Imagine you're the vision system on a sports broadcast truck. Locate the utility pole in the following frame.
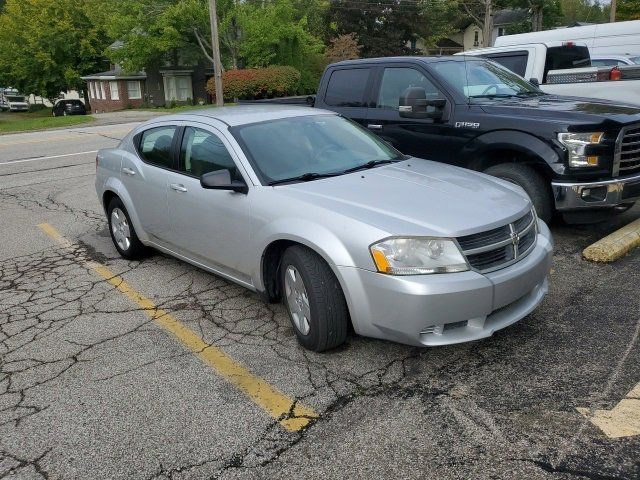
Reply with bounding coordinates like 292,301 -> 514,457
208,0 -> 224,106
610,0 -> 617,22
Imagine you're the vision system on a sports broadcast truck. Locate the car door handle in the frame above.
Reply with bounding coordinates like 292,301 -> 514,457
367,124 -> 383,130
170,183 -> 188,193
122,167 -> 136,176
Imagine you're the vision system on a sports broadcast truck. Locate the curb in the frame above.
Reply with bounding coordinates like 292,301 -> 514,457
583,218 -> 640,262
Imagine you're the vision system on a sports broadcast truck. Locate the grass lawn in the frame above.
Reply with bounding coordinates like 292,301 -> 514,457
0,108 -> 93,134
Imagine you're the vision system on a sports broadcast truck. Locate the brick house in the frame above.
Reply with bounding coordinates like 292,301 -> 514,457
82,44 -> 213,113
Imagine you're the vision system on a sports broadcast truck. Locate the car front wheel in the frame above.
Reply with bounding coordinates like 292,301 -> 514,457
280,246 -> 349,352
107,197 -> 148,260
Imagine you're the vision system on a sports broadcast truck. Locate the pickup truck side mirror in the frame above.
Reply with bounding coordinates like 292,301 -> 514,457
399,87 -> 446,120
201,169 -> 248,194
529,77 -> 540,87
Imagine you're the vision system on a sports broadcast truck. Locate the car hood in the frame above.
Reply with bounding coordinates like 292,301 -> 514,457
276,159 -> 531,237
479,95 -> 640,128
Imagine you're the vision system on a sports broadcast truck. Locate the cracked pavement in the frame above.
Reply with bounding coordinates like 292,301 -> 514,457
1,123 -> 639,479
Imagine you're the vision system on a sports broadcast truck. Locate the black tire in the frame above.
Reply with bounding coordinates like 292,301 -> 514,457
484,163 -> 553,222
107,197 -> 148,260
279,246 -> 349,352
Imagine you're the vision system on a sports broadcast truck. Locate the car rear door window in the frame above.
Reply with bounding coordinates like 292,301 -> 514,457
376,67 -> 443,110
485,52 -> 529,77
139,126 -> 177,168
179,127 -> 243,181
325,68 -> 371,107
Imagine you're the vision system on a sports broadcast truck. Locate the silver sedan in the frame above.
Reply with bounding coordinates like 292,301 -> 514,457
96,105 -> 553,352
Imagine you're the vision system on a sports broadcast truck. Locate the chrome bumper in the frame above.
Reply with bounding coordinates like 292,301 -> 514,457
552,172 -> 640,211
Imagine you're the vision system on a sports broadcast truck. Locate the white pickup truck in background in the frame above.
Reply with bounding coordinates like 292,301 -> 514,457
0,88 -> 30,112
460,42 -> 640,106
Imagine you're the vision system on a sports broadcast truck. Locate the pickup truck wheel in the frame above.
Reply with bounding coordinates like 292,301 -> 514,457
107,197 -> 148,260
484,164 -> 553,222
280,246 -> 348,352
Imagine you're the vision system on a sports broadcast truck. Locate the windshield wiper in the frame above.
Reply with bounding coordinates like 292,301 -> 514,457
268,172 -> 342,186
469,93 -> 516,99
516,91 -> 546,97
341,159 -> 400,174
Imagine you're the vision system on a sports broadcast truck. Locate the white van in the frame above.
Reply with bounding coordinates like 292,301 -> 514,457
493,20 -> 640,56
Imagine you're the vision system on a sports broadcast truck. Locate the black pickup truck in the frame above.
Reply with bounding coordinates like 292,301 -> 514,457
248,56 -> 640,222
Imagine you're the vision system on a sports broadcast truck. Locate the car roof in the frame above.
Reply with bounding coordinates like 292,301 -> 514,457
151,105 -> 336,127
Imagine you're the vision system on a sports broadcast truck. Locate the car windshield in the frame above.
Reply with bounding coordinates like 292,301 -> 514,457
431,59 -> 543,100
232,115 -> 403,185
631,56 -> 640,65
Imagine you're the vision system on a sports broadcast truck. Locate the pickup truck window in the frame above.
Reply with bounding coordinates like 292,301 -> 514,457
431,60 -> 541,99
325,68 -> 371,107
544,45 -> 590,82
484,51 -> 529,77
377,68 -> 443,110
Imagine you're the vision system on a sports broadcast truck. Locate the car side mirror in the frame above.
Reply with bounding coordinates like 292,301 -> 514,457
399,87 -> 446,120
201,169 -> 248,194
529,77 -> 540,87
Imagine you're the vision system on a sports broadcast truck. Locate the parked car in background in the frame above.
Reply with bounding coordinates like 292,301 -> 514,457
493,20 -> 640,56
461,42 -> 640,106
591,54 -> 640,67
245,56 -> 640,224
0,88 -> 29,112
96,106 -> 553,351
52,99 -> 87,117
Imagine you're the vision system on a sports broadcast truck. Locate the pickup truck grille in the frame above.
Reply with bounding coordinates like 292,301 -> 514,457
617,124 -> 640,176
457,210 -> 537,273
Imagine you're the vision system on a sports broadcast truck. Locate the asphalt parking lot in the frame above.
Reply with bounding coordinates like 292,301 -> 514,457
1,123 -> 639,480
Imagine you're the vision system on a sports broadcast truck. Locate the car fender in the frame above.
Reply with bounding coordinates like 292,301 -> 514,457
102,176 -> 150,244
254,218 -> 359,293
462,130 -> 561,171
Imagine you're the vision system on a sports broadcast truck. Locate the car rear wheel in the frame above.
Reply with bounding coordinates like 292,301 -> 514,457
280,246 -> 348,352
484,163 -> 553,222
107,197 -> 148,260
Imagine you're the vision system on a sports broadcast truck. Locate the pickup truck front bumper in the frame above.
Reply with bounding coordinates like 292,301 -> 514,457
551,172 -> 640,210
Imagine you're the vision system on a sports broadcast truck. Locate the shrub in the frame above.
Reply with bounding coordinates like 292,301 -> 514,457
206,66 -> 301,101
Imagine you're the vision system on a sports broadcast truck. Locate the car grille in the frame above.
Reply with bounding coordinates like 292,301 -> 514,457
457,210 -> 537,273
616,124 -> 640,176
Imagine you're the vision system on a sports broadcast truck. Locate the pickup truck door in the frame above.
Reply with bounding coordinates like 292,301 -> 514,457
365,66 -> 456,163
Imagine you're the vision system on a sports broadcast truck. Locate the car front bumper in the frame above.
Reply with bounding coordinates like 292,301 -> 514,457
338,221 -> 553,347
552,172 -> 640,211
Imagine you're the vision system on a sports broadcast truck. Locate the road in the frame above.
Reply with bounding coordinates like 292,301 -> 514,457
1,122 -> 639,479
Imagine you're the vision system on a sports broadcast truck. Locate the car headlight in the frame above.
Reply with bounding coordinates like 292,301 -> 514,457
369,237 -> 469,275
557,132 -> 604,167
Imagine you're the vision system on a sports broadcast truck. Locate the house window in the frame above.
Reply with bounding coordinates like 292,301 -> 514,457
89,82 -> 94,99
99,82 -> 106,100
163,75 -> 193,102
127,81 -> 142,99
474,30 -> 480,46
498,27 -> 506,37
109,81 -> 119,100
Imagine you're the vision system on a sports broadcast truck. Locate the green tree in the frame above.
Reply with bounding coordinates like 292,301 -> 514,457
618,0 -> 640,20
329,0 -> 430,57
0,0 -> 109,98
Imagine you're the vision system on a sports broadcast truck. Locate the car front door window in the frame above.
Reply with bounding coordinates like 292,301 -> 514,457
179,127 -> 243,181
376,67 -> 443,110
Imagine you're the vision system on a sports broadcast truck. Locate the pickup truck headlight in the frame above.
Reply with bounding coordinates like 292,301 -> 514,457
557,132 -> 604,167
370,238 -> 469,275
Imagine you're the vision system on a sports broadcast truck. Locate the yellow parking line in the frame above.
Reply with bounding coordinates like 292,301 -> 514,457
38,222 -> 318,432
